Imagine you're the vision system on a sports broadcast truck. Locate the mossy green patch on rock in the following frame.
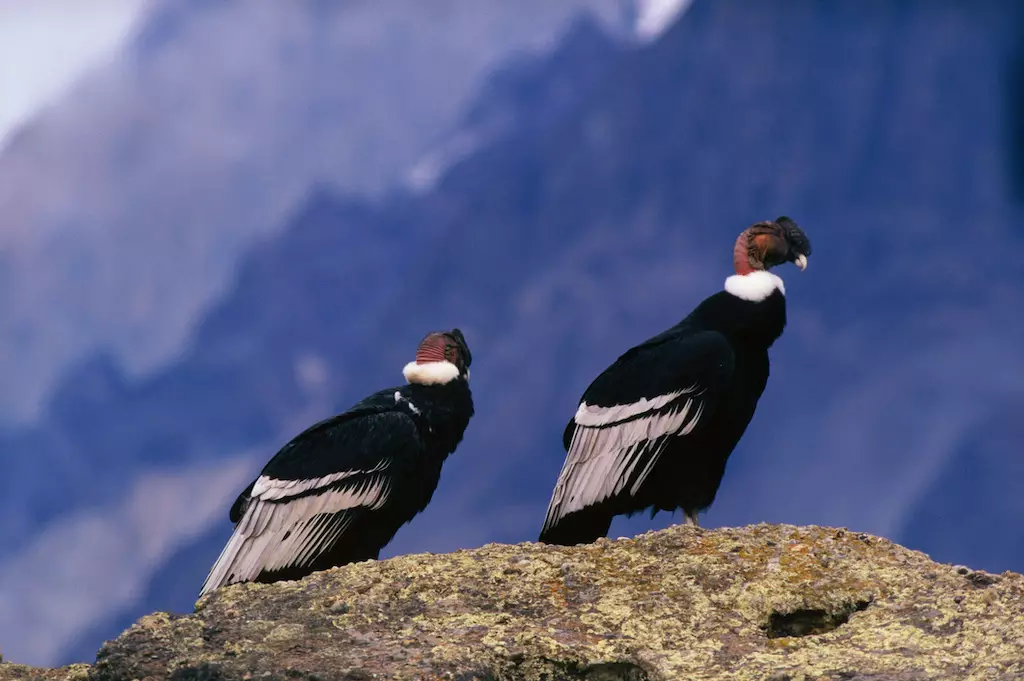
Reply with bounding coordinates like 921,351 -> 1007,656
7,524 -> 1024,680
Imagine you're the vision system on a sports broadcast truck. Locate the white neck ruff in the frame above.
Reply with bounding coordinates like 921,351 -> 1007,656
724,271 -> 785,302
403,360 -> 461,385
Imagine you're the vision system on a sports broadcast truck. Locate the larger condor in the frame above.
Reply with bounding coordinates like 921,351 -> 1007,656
201,328 -> 474,595
539,217 -> 811,546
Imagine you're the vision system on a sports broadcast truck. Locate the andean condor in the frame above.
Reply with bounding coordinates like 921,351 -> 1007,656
538,217 -> 811,546
200,328 -> 474,595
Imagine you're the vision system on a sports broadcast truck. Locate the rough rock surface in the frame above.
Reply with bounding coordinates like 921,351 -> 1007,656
3,524 -> 1023,680
0,664 -> 88,681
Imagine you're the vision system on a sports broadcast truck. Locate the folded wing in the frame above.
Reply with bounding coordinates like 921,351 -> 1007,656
541,330 -> 734,535
201,408 -> 420,595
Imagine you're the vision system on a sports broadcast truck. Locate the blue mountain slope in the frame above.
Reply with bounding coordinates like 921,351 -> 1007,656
7,0 -> 1024,666
0,0 -> 627,424
899,399 -> 1024,571
13,19 -> 631,665
317,0 -> 1024,557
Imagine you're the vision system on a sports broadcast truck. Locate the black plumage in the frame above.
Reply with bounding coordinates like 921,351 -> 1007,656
538,217 -> 811,545
201,329 -> 474,594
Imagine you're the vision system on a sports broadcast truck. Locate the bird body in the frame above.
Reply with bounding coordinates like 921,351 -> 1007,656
201,329 -> 473,595
539,219 -> 811,545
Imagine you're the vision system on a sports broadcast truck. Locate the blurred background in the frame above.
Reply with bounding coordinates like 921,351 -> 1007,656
0,0 -> 1022,668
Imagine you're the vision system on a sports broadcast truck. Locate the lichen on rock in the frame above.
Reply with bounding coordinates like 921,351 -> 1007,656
3,523 -> 1023,680
0,663 -> 89,681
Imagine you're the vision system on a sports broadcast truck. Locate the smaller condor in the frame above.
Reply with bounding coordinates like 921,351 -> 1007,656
539,217 -> 811,546
200,328 -> 474,595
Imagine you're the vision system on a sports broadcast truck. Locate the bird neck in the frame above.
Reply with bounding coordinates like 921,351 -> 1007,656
724,270 -> 785,302
401,380 -> 474,444
402,360 -> 464,385
692,288 -> 787,349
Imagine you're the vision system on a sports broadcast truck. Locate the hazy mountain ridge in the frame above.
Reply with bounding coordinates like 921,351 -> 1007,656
3,0 -> 1024,668
0,0 -> 628,422
1,17 -> 633,665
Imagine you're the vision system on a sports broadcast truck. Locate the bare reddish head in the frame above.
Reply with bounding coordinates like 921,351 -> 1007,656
733,216 -> 812,275
414,328 -> 472,375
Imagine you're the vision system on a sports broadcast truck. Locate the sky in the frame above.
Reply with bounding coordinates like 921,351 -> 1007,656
0,0 -> 692,150
633,0 -> 693,41
0,0 -> 149,149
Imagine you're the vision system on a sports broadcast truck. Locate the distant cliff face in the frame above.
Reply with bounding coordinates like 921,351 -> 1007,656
5,524 -> 1021,680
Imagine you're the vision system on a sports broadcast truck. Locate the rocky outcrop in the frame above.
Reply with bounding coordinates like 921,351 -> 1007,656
0,663 -> 88,681
3,524 -> 1023,680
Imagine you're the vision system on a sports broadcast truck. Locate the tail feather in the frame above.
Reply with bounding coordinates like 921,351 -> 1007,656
200,529 -> 253,597
200,500 -> 287,597
538,508 -> 613,546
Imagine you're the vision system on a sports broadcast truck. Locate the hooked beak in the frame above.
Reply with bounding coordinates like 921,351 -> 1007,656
793,254 -> 808,271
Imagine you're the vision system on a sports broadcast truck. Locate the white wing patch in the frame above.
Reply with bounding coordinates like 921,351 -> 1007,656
249,461 -> 388,501
573,384 -> 699,427
542,393 -> 705,532
394,391 -> 421,415
200,470 -> 390,596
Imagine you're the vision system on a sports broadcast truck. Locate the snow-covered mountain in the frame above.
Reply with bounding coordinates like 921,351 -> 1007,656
2,0 -> 1023,669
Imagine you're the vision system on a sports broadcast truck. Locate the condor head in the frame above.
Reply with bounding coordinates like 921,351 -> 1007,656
734,216 -> 812,274
403,328 -> 472,385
